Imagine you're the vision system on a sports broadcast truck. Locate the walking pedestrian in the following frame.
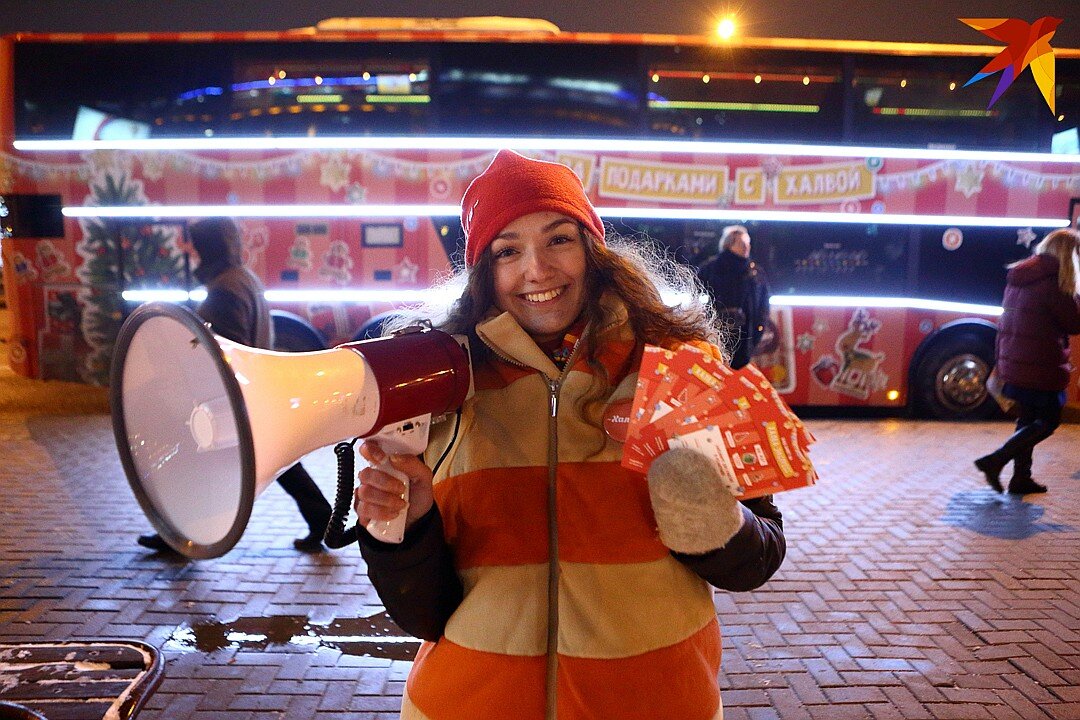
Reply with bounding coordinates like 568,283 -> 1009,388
975,228 -> 1080,494
136,217 -> 333,553
696,225 -> 770,369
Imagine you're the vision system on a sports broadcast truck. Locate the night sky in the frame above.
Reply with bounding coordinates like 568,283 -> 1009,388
1,0 -> 1078,47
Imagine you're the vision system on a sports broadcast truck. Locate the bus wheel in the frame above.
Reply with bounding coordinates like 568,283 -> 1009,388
352,311 -> 402,342
912,334 -> 997,419
271,310 -> 327,352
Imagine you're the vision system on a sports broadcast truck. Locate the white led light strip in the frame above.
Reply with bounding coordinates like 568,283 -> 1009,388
15,135 -> 1080,164
120,288 -> 1002,316
63,204 -> 1066,228
770,295 -> 1002,316
63,204 -> 460,218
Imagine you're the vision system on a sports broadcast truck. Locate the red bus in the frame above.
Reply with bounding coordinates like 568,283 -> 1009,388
2,17 -> 1079,419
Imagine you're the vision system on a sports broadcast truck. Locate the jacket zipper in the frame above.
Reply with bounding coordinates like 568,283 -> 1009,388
544,374 -> 560,720
481,326 -> 602,720
542,335 -> 588,720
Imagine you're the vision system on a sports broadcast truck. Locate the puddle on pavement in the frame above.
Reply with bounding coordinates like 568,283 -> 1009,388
164,610 -> 420,661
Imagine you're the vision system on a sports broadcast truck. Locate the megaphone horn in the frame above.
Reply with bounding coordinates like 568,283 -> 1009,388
110,302 -> 470,559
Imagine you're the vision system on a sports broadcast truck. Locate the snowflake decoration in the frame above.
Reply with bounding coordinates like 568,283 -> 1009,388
1016,227 -> 1037,249
346,182 -> 367,205
139,154 -> 166,182
811,319 -> 830,335
320,155 -> 352,193
394,256 -> 420,284
796,333 -> 816,353
953,162 -> 985,199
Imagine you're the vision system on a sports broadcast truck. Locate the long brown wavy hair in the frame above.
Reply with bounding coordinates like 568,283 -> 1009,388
394,225 -> 718,349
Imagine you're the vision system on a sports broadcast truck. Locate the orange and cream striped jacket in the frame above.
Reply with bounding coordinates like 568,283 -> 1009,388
360,297 -> 785,720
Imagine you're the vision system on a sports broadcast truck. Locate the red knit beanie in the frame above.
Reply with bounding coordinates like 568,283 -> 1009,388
461,150 -> 605,267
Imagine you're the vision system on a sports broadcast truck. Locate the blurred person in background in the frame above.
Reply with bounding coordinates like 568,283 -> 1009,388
975,228 -> 1080,495
696,225 -> 770,369
136,217 -> 333,554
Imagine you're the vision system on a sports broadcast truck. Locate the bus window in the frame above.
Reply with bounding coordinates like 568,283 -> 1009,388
222,44 -> 433,136
751,222 -> 911,297
15,42 -> 230,139
849,55 -> 1060,151
435,42 -> 642,136
644,47 -> 844,142
913,226 -> 1032,305
14,41 -> 438,139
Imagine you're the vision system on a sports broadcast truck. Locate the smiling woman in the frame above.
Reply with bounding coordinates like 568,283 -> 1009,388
489,211 -> 588,345
350,149 -> 788,720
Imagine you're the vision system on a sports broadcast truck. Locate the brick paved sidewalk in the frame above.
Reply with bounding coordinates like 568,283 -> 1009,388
1,374 -> 1078,718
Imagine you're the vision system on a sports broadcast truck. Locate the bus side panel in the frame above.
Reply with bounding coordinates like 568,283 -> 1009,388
1,237 -> 42,378
753,305 -> 1000,411
1,146 -> 461,381
752,305 -> 909,409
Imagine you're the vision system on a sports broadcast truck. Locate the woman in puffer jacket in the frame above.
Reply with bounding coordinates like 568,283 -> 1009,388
352,150 -> 787,720
976,228 -> 1080,495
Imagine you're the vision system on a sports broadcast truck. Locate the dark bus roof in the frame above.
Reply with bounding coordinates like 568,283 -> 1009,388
6,20 -> 1079,59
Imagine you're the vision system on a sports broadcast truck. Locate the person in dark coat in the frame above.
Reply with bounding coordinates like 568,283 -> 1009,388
137,217 -> 333,553
696,225 -> 770,369
975,228 -> 1080,495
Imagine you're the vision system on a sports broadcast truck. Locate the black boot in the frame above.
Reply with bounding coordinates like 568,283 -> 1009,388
974,456 -> 1004,493
293,532 -> 326,553
137,533 -> 177,553
975,422 -> 1048,494
1007,452 -> 1047,494
1008,477 -> 1047,495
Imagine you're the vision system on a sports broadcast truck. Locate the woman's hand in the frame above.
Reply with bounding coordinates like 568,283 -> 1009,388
646,447 -> 744,555
354,440 -> 435,532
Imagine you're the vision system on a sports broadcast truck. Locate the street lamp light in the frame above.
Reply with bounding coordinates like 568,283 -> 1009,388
716,16 -> 737,40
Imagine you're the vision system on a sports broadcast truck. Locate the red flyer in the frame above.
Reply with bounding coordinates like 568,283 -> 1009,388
622,343 -> 817,499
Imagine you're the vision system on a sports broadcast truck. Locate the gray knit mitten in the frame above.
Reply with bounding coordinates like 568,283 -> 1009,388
646,448 -> 744,555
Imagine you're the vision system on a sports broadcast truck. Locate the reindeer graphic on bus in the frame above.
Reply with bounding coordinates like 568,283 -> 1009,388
811,308 -> 888,400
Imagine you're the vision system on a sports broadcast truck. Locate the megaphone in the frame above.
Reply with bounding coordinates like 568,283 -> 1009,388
110,302 -> 471,559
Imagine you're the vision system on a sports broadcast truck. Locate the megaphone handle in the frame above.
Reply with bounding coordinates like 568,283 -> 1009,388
324,439 -> 413,547
364,462 -> 410,544
361,415 -> 433,545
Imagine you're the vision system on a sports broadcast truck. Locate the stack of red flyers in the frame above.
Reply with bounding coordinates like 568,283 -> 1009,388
622,343 -> 817,500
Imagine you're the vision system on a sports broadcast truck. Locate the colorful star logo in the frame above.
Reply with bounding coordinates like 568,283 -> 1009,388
960,17 -> 1061,114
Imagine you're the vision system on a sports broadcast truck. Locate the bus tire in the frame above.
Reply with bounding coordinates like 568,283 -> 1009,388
352,311 -> 402,342
271,310 -> 327,353
912,333 -> 997,420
